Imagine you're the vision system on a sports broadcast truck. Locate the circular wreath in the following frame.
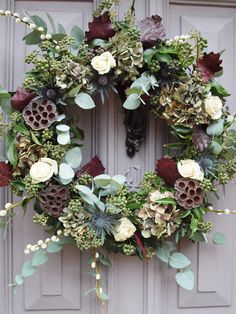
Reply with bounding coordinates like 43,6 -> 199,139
0,0 -> 235,309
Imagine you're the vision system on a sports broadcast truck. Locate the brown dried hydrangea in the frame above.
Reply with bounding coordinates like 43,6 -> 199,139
137,190 -> 181,239
151,81 -> 210,126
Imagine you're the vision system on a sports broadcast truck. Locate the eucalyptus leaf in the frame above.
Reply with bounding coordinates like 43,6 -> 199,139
156,241 -> 176,263
15,274 -> 24,286
59,163 -> 74,184
75,93 -> 96,109
70,25 -> 85,45
32,249 -> 48,267
175,269 -> 194,290
206,119 -> 224,136
169,252 -> 191,269
210,141 -> 222,155
64,147 -> 82,169
21,260 -> 37,278
94,174 -> 111,188
123,94 -> 141,110
212,232 -> 226,245
47,242 -> 63,253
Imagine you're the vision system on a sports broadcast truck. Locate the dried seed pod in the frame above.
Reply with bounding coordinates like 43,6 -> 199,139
39,185 -> 69,217
174,178 -> 204,209
22,99 -> 58,130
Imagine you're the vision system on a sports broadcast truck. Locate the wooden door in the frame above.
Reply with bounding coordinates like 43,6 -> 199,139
0,0 -> 235,314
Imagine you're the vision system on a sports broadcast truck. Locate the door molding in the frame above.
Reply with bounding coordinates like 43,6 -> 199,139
169,0 -> 236,7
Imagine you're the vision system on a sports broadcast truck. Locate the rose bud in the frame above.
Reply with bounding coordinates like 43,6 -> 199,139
11,87 -> 36,112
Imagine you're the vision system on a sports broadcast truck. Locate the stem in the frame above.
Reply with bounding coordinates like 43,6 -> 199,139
206,209 -> 235,214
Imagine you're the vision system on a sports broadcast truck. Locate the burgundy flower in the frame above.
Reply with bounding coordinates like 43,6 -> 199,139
76,155 -> 105,178
11,87 -> 36,112
0,162 -> 13,187
85,12 -> 115,43
137,15 -> 165,48
156,157 -> 181,186
197,52 -> 223,82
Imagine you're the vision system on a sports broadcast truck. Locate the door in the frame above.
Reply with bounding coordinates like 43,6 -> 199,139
0,0 -> 235,314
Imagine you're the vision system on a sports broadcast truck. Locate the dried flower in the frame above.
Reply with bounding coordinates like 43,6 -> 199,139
0,162 -> 13,186
156,158 -> 180,186
11,87 -> 36,112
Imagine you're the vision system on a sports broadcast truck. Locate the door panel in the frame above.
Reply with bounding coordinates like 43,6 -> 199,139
1,1 -> 236,314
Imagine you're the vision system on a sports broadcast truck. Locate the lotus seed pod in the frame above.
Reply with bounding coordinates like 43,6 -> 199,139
39,185 -> 69,217
174,178 -> 204,209
22,99 -> 58,130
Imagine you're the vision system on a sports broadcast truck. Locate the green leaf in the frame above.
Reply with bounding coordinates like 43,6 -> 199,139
14,122 -> 30,135
91,38 -> 108,47
0,88 -> 12,114
143,48 -> 156,64
94,174 -> 111,188
6,130 -> 17,167
21,260 -> 37,278
70,25 -> 85,45
123,94 -> 141,110
211,83 -> 230,97
206,119 -> 224,136
30,15 -> 48,31
47,242 -> 63,253
64,147 -> 82,169
156,52 -> 172,63
190,216 -> 198,238
155,197 -> 176,205
23,29 -> 42,45
169,252 -> 191,269
156,241 -> 176,263
15,274 -> 24,286
191,231 -> 207,243
175,269 -> 194,290
171,125 -> 192,134
32,249 -> 48,267
31,132 -> 42,145
75,93 -> 96,109
68,85 -> 81,98
212,232 -> 226,245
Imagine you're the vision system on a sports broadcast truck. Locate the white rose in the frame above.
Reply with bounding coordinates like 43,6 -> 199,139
91,51 -> 116,75
30,158 -> 58,184
114,217 -> 136,242
204,95 -> 223,120
177,159 -> 204,181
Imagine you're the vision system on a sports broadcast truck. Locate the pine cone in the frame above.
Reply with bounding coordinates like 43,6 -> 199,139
22,99 -> 58,130
174,178 -> 204,209
39,185 -> 69,217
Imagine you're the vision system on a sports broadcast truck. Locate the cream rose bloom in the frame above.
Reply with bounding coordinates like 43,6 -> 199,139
177,159 -> 204,181
114,217 -> 136,242
91,51 -> 116,75
30,158 -> 58,184
204,94 -> 223,120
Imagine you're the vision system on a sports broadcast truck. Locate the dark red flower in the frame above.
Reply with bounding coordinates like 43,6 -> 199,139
0,162 -> 13,187
156,157 -> 181,186
76,155 -> 105,178
11,87 -> 36,112
137,15 -> 165,48
85,12 -> 115,42
197,52 -> 223,82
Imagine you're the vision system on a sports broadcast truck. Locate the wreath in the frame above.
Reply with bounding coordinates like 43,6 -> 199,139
0,0 -> 235,311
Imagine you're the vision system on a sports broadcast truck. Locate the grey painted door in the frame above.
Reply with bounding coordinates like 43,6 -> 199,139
0,0 -> 236,313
